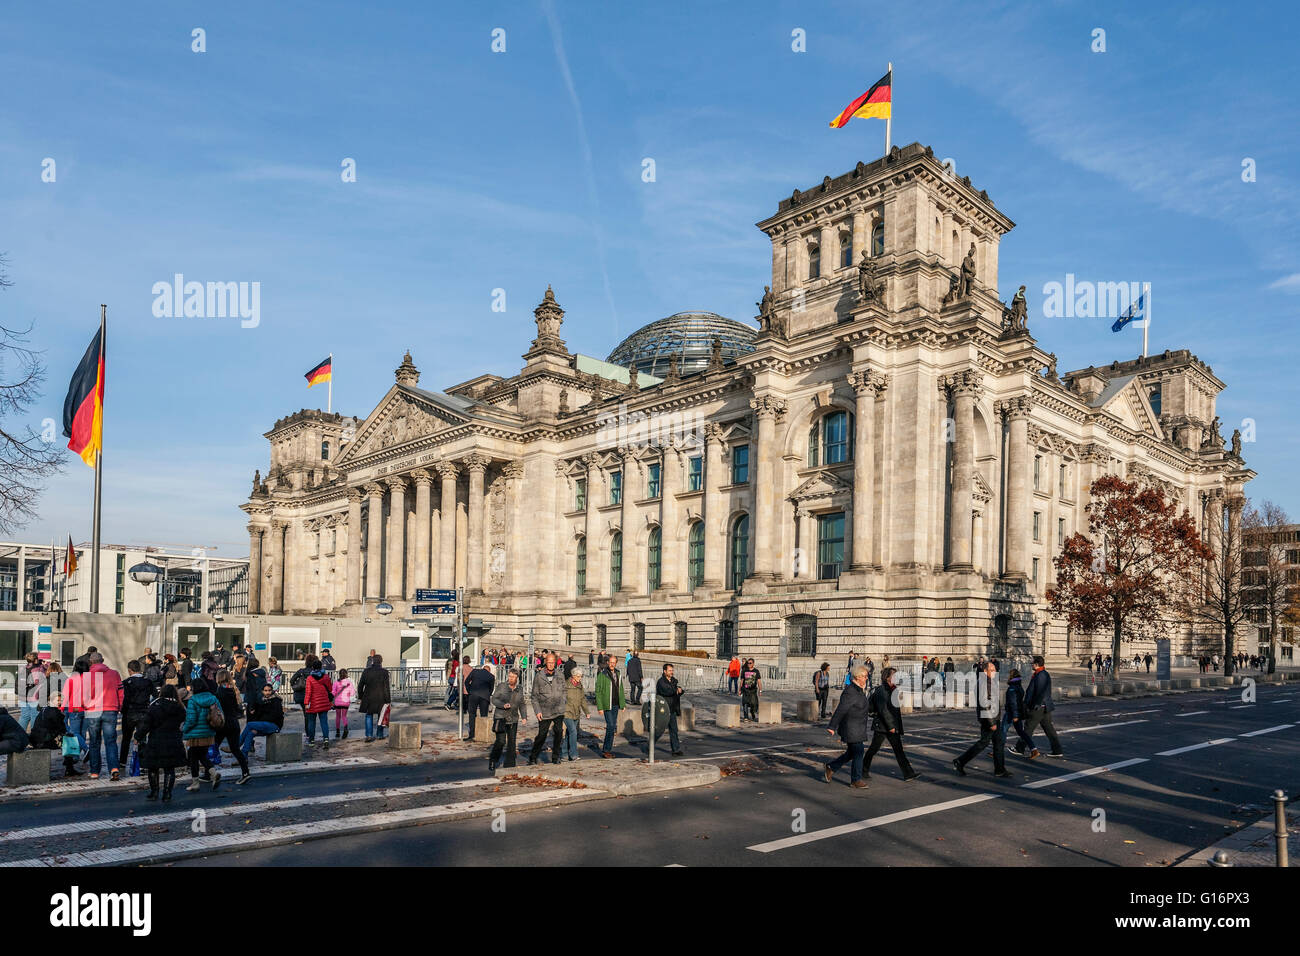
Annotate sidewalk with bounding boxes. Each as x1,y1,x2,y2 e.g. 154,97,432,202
1178,805,1297,867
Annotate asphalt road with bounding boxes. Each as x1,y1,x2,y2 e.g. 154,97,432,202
3,684,1295,867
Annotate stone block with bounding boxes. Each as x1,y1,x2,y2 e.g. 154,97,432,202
620,708,645,737
757,700,782,724
796,700,819,722
1079,685,1097,697
1119,682,1136,694
5,750,50,787
679,701,695,732
387,720,422,751
716,702,741,728
264,732,303,764
1062,687,1080,699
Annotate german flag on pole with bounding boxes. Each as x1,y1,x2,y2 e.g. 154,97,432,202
62,326,105,467
829,70,892,128
64,537,78,577
305,356,332,388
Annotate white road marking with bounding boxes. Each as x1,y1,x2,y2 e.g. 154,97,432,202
1174,711,1209,717
1239,724,1294,738
1229,705,1254,710
0,777,499,842
1156,738,1235,756
1019,758,1148,790
1058,719,1149,734
1,788,600,867
747,793,1001,853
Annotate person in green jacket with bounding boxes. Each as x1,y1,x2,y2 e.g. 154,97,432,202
182,678,222,791
595,656,625,758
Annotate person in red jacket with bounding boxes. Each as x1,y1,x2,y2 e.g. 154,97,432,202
83,652,125,780
302,655,335,748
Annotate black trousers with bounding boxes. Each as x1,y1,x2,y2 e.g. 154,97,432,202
815,688,829,717
220,721,249,774
187,744,214,779
466,696,490,739
489,721,518,767
119,714,144,767
957,723,1006,773
530,716,563,762
863,730,915,777
1021,706,1062,755
629,680,643,704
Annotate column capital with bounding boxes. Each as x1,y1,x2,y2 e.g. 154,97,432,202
436,460,460,481
463,453,490,475
705,421,727,444
501,461,525,481
555,459,571,477
383,474,408,493
347,486,366,503
270,519,288,533
246,524,265,537
409,467,434,487
363,481,385,497
581,452,602,471
749,395,788,421
995,394,1033,420
847,368,877,396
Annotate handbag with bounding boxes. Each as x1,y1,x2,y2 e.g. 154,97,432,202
61,735,80,758
378,703,391,727
491,717,508,735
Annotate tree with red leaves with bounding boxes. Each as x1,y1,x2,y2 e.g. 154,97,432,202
1047,474,1211,667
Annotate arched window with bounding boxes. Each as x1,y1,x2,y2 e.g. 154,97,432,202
688,521,705,590
839,231,853,269
730,515,750,590
610,532,623,593
807,243,821,280
575,537,586,597
321,441,330,461
647,527,661,591
808,410,852,467
871,221,885,257
674,621,688,652
1148,387,1162,417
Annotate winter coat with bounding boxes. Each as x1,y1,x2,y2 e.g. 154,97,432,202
655,675,682,715
491,682,526,725
266,664,283,691
595,669,625,711
0,707,30,752
181,691,220,742
63,671,85,713
83,663,124,714
120,674,155,719
200,659,221,684
244,667,268,710
530,668,567,718
357,664,391,714
249,695,285,730
564,682,589,720
303,671,334,714
464,667,496,701
828,681,871,743
626,655,643,683
1005,676,1026,722
28,706,67,750
135,698,188,770
331,677,356,708
868,683,903,735
1023,668,1055,712
974,674,1002,727
215,685,243,730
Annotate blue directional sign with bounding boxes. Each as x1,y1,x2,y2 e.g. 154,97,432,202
415,589,457,602
412,604,456,615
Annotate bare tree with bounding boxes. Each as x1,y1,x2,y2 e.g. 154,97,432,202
0,253,65,533
1242,501,1294,675
1177,496,1250,677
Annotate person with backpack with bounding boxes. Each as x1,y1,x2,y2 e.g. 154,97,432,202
119,659,156,772
134,685,187,801
813,662,832,719
214,670,252,784
290,659,311,713
181,677,222,791
331,668,355,740
302,655,335,747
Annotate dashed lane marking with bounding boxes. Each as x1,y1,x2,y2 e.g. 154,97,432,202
1155,738,1235,757
1019,758,1148,790
747,793,1001,853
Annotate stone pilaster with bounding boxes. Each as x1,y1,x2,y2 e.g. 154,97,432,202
1001,396,1032,580
618,450,640,593
847,370,876,571
749,396,787,579
947,369,981,571
246,525,264,614
344,489,363,605
464,454,489,592
410,470,433,597
436,461,459,590
268,520,287,613
582,453,603,595
384,476,407,600
702,423,726,589
659,445,680,591
364,481,384,601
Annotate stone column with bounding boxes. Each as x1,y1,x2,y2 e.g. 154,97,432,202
437,461,459,589
702,424,726,589
972,508,985,574
364,482,384,601
384,476,407,600
582,454,602,595
749,396,786,579
464,454,489,593
410,470,433,596
554,461,570,595
344,489,363,604
947,370,980,571
848,370,875,570
247,525,264,613
619,451,640,593
268,520,286,613
819,224,835,276
1003,397,1032,580
659,446,680,591
851,210,867,265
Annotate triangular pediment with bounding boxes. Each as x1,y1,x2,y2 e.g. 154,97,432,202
790,470,852,501
1096,377,1163,440
337,387,469,464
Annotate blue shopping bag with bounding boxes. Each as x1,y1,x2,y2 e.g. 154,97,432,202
207,744,222,766
129,748,141,777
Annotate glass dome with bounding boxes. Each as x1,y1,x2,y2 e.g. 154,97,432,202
606,311,757,378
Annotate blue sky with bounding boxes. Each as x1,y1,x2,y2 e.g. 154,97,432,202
2,0,1297,556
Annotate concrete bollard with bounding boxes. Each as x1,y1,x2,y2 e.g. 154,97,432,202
387,720,422,751
6,750,51,787
716,702,741,728
264,732,303,764
1079,685,1097,697
796,700,819,722
620,708,645,737
757,700,782,724
680,701,696,732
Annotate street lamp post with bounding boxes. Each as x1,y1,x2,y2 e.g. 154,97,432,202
128,559,170,654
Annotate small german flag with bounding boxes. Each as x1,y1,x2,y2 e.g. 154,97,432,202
64,537,78,577
62,326,105,467
829,70,892,128
305,356,332,388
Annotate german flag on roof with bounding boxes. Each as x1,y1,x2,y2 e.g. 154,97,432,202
829,70,892,128
305,356,332,387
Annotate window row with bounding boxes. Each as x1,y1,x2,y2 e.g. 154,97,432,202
573,448,747,510
806,222,885,281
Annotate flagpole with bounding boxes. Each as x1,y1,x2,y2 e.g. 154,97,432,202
885,62,893,154
328,352,333,414
1142,282,1150,358
89,304,105,613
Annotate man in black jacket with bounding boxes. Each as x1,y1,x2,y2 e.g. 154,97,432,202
824,665,871,787
463,662,496,741
626,651,644,705
861,666,920,782
119,660,156,769
954,661,1012,777
240,684,285,759
654,663,685,756
1019,656,1063,758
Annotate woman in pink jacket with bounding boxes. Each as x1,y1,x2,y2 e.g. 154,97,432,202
331,668,355,740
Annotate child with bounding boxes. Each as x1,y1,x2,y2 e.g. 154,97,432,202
332,668,355,739
29,692,79,777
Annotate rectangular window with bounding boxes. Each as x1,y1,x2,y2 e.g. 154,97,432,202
1058,463,1067,495
270,641,316,661
732,445,749,484
575,478,586,512
824,413,849,464
60,639,76,667
647,462,661,499
817,512,846,580
575,541,586,597
1058,518,1065,548
1033,511,1041,542
1032,557,1040,585
610,472,622,506
688,456,703,492
115,553,125,614
1034,455,1042,491
840,234,853,270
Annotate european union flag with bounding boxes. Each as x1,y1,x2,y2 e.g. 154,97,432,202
1111,291,1146,332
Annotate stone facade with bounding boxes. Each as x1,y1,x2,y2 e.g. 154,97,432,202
241,143,1253,666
